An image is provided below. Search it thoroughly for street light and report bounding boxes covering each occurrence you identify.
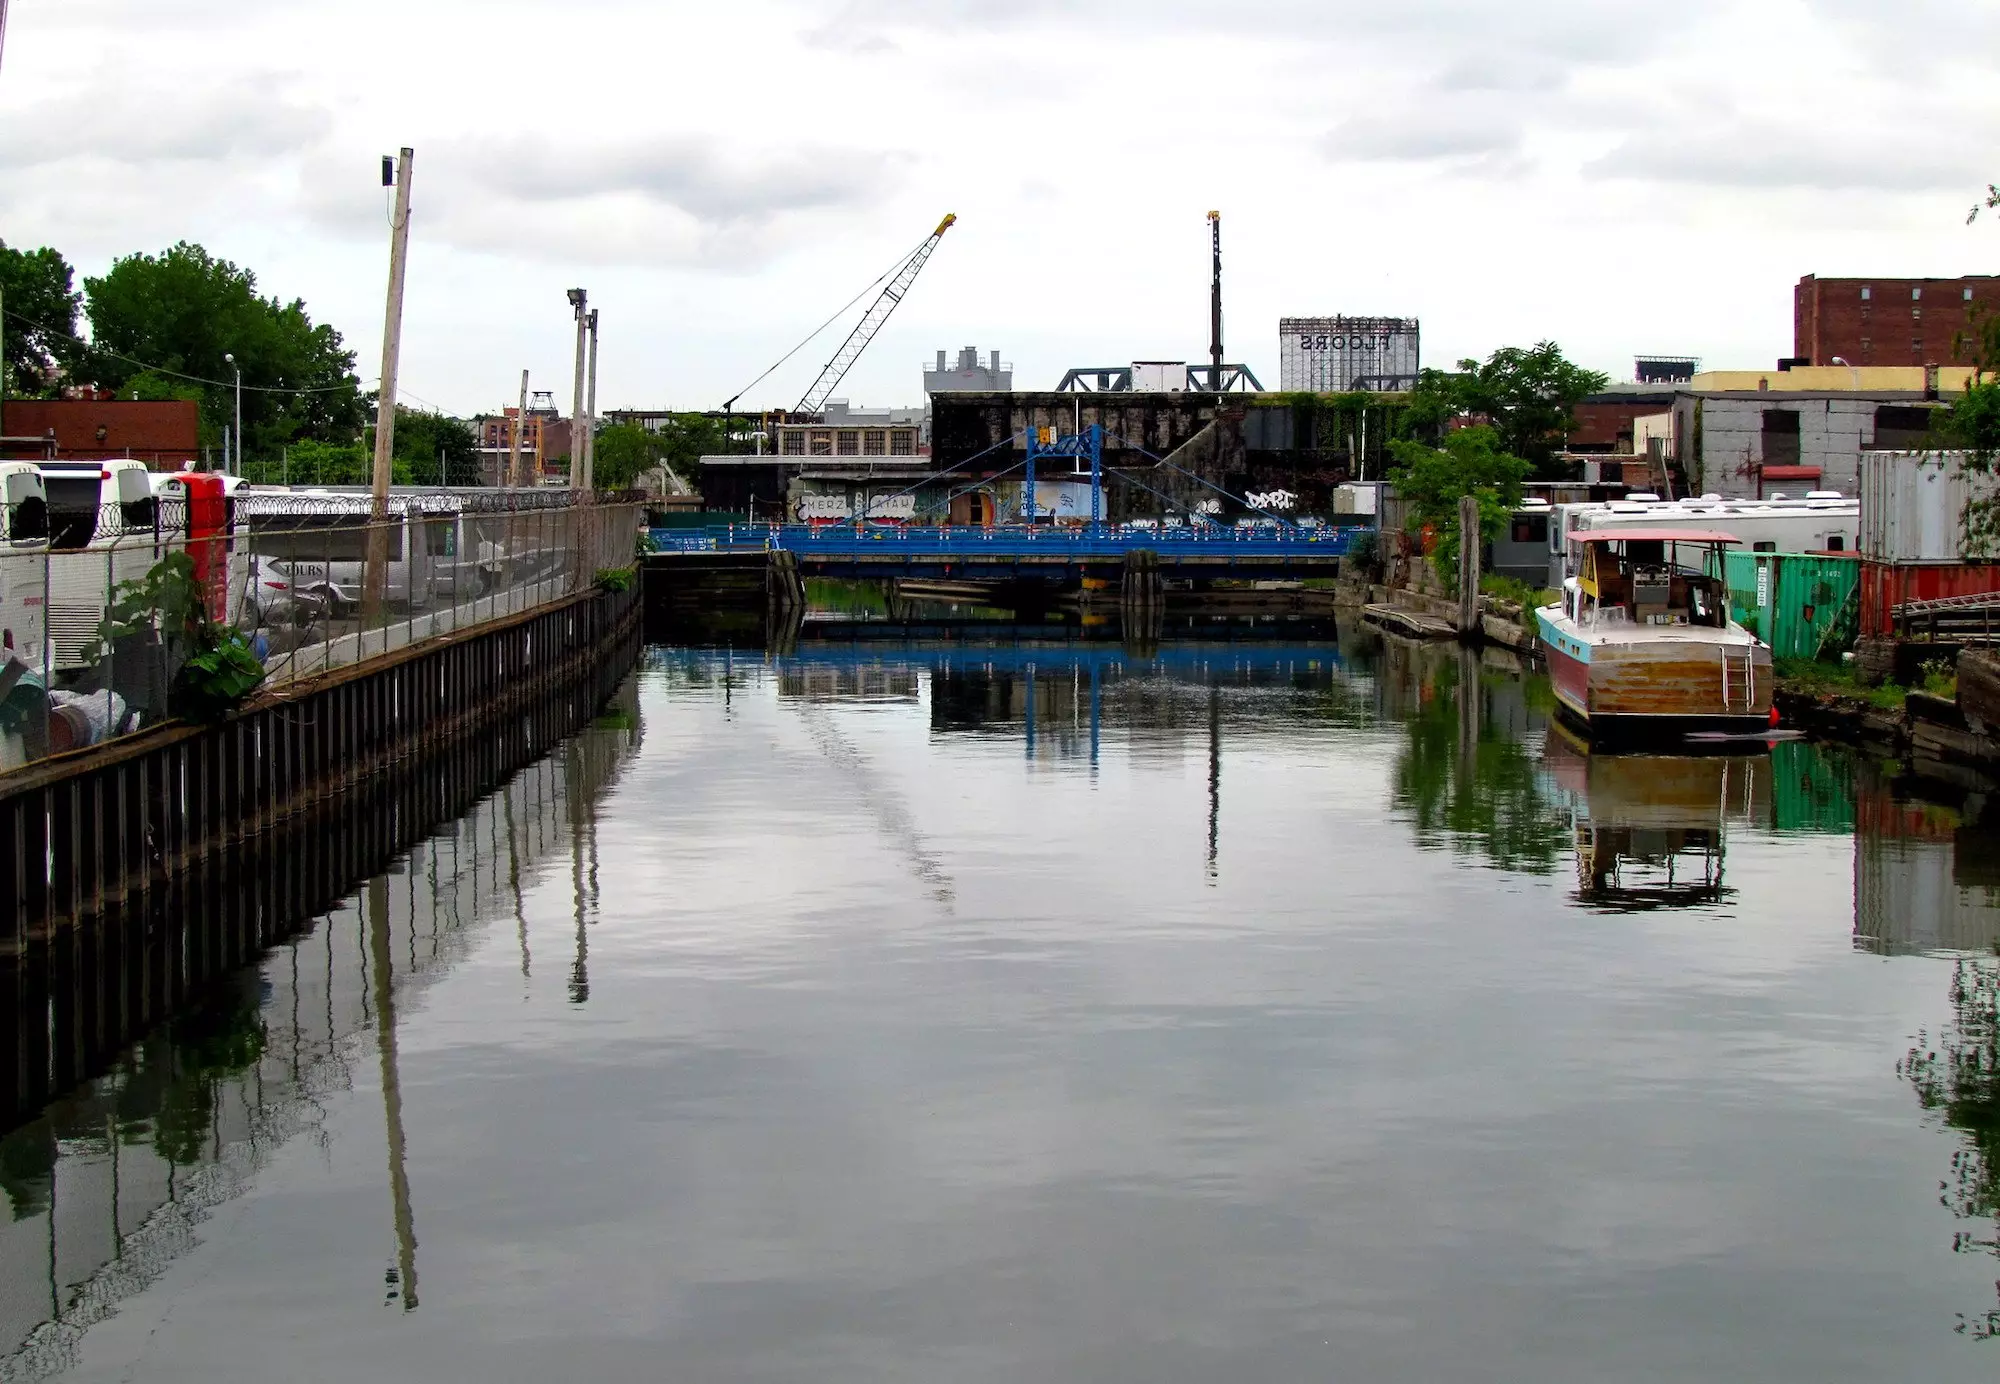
[223,352,243,476]
[1830,356,1861,390]
[567,289,589,490]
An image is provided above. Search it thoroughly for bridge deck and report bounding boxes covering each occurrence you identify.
[649,524,1358,580]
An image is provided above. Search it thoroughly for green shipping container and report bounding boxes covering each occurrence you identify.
[1717,551,1861,659]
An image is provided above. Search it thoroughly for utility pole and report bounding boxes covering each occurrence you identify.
[0,1,11,80]
[566,288,588,490]
[367,148,416,617]
[508,369,529,488]
[224,352,242,477]
[583,309,600,491]
[1207,210,1224,393]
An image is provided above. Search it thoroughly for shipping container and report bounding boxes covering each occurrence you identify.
[1280,317,1419,393]
[1857,558,2000,637]
[1858,449,2000,563]
[1719,550,1860,659]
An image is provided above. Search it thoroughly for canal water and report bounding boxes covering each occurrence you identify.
[4,618,2000,1381]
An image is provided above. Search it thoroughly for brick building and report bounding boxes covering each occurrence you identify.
[1794,274,2000,368]
[470,396,570,485]
[0,397,201,467]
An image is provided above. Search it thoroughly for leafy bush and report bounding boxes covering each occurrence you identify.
[596,566,636,593]
[87,551,266,721]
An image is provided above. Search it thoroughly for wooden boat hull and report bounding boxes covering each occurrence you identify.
[1538,608,1772,737]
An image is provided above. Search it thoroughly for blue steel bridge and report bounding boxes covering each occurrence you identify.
[648,522,1359,582]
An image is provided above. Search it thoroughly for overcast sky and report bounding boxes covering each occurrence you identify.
[5,0,1997,416]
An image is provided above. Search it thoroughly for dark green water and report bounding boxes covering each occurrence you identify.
[4,625,2000,1381]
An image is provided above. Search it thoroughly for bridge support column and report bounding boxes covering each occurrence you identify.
[767,550,805,617]
[1120,548,1162,609]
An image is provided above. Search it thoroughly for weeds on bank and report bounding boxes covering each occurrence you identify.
[1773,656,1953,713]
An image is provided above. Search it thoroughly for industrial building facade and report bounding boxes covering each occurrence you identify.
[1794,275,2000,368]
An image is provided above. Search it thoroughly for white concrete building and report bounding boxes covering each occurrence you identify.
[1663,389,1945,499]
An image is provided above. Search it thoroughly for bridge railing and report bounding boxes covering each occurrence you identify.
[649,522,1364,558]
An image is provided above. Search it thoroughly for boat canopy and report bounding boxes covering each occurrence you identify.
[1576,528,1741,546]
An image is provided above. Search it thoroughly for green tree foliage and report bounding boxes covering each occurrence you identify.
[1387,425,1529,578]
[1943,191,2000,553]
[83,242,367,458]
[0,240,84,397]
[589,424,663,490]
[240,438,424,488]
[1402,342,1609,478]
[592,414,740,490]
[392,409,480,486]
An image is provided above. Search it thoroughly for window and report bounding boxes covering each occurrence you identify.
[1874,405,1933,449]
[1754,541,1777,553]
[863,430,887,456]
[781,429,805,456]
[836,430,860,456]
[1913,286,1924,301]
[810,431,832,456]
[1511,514,1549,543]
[1826,535,1846,551]
[1861,286,1872,301]
[1968,288,1977,302]
[889,431,915,457]
[1913,307,1923,320]
[250,515,402,562]
[1761,408,1801,465]
[1913,339,1925,355]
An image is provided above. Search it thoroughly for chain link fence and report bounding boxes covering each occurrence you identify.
[0,490,642,772]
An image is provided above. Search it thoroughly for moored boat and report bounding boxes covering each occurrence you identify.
[1535,529,1772,737]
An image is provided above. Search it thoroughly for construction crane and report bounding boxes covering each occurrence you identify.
[792,213,955,417]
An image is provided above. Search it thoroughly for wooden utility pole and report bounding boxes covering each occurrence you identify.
[507,369,529,488]
[567,289,588,490]
[366,148,415,618]
[1457,493,1482,640]
[582,310,600,491]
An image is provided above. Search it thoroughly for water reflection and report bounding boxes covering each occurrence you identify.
[1381,643,1571,875]
[1863,769,2000,1336]
[15,613,2000,1375]
[1903,959,2000,1338]
[0,684,640,1377]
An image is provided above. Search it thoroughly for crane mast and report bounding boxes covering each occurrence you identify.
[794,214,955,417]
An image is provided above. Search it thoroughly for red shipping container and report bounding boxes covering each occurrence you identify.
[1858,558,2000,637]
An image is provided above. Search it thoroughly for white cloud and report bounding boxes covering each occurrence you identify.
[1,0,1994,416]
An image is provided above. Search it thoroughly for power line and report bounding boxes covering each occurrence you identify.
[1,305,367,395]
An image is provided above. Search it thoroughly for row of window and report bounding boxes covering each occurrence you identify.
[1858,286,1978,302]
[779,429,918,457]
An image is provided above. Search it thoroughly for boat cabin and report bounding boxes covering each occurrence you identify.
[1562,528,1740,631]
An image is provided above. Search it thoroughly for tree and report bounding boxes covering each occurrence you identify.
[83,242,367,459]
[1402,342,1609,479]
[590,424,663,491]
[593,414,740,490]
[0,240,84,398]
[392,409,479,486]
[1388,425,1529,578]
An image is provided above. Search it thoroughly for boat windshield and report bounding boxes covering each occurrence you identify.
[1577,538,1731,629]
